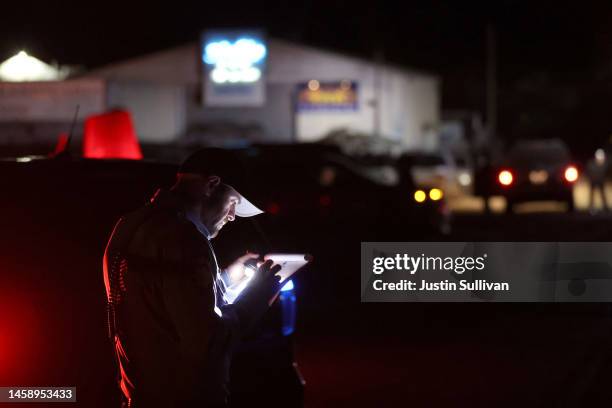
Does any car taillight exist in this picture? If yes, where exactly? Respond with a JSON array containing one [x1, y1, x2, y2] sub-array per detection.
[[564, 165, 578, 182], [498, 170, 514, 186]]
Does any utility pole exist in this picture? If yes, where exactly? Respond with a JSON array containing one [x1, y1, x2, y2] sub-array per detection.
[[486, 23, 497, 142], [373, 50, 384, 138]]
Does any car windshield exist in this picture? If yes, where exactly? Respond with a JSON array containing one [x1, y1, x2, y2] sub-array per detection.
[[398, 154, 446, 167], [240, 146, 398, 188], [508, 142, 570, 166]]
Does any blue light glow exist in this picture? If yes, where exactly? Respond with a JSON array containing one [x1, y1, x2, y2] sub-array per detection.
[[280, 289, 296, 336], [280, 279, 294, 292], [204, 38, 266, 65], [203, 37, 267, 84]]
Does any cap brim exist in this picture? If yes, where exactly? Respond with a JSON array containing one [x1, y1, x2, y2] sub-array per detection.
[[235, 194, 264, 217]]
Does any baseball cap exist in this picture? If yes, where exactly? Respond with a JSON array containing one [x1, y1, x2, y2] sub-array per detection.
[[178, 148, 263, 217]]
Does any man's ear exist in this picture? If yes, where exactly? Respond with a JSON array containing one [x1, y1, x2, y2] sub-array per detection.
[[203, 176, 221, 197]]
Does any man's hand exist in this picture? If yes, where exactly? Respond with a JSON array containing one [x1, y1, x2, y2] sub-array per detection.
[[250, 259, 282, 305], [231, 258, 282, 322], [251, 259, 282, 283], [228, 258, 283, 332], [225, 252, 260, 284]]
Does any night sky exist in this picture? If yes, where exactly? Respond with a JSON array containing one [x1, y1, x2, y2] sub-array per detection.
[[2, 1, 611, 155]]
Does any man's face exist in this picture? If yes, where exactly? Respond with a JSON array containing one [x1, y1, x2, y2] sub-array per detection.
[[201, 183, 240, 238]]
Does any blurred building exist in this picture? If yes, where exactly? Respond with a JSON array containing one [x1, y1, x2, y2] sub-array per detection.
[[0, 51, 71, 82], [0, 37, 440, 151], [0, 51, 99, 149], [83, 36, 439, 149]]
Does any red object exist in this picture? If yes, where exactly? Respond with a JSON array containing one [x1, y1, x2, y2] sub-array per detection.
[[497, 169, 514, 186], [83, 110, 143, 159], [0, 288, 40, 384], [52, 132, 69, 156], [319, 195, 332, 207], [266, 202, 280, 215], [564, 165, 579, 183]]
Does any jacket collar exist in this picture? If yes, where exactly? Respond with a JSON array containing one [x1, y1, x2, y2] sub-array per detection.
[[150, 189, 212, 240]]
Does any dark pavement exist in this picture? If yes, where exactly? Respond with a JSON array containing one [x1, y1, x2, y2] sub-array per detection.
[[294, 211, 612, 407]]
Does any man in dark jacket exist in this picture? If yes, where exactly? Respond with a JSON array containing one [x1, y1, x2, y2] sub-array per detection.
[[103, 148, 281, 407]]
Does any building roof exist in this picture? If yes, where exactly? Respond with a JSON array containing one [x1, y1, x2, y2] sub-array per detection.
[[0, 51, 70, 82], [82, 38, 438, 85]]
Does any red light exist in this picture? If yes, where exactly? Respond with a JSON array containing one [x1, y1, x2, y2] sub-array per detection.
[[498, 170, 514, 186], [319, 195, 332, 207], [51, 132, 69, 156], [564, 166, 578, 183], [0, 288, 41, 383], [266, 202, 280, 214], [83, 110, 143, 159]]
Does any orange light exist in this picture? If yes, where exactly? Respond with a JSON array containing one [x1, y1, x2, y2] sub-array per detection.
[[564, 166, 578, 182], [498, 170, 514, 186], [308, 79, 320, 91]]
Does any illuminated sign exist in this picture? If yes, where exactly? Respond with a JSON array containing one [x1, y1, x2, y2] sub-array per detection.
[[201, 30, 266, 107], [297, 80, 358, 111], [204, 38, 266, 84]]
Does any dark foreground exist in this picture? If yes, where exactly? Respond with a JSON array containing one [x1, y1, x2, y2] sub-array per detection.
[[295, 211, 612, 408]]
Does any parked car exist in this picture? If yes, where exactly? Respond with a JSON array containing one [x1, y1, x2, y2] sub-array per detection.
[[396, 151, 474, 198], [474, 139, 578, 213], [226, 144, 451, 242]]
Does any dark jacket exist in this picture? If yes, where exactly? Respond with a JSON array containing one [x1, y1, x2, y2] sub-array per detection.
[[103, 190, 271, 407]]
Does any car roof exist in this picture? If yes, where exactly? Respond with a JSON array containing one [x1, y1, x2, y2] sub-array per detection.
[[510, 138, 569, 151], [0, 157, 176, 179], [397, 152, 446, 166]]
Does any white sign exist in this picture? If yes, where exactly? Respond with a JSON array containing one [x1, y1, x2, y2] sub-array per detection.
[[204, 38, 266, 84], [201, 30, 266, 107]]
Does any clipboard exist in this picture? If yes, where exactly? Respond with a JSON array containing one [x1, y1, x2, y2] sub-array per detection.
[[225, 253, 312, 305], [264, 253, 313, 283]]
